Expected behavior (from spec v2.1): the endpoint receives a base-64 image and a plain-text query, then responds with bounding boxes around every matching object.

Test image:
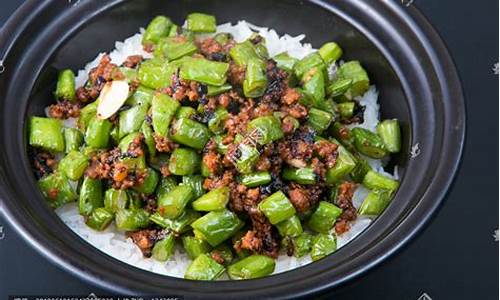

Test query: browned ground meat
[48,101,81,119]
[335,182,358,235]
[238,230,263,252]
[197,37,226,61]
[287,183,323,213]
[248,208,280,258]
[127,229,166,257]
[32,150,58,179]
[122,55,143,68]
[203,170,235,190]
[210,251,226,265]
[153,134,177,153]
[163,73,201,102]
[203,150,222,175]
[281,103,308,119]
[227,62,246,86]
[282,87,301,105]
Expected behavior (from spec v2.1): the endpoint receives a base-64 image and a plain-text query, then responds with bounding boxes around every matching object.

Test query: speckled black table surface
[0,1,498,299]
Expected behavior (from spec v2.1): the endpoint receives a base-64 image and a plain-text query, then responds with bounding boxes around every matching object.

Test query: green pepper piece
[55,69,76,102]
[258,191,296,225]
[104,188,129,213]
[151,93,180,136]
[227,255,276,280]
[152,234,176,261]
[307,108,333,134]
[246,116,283,145]
[294,52,326,80]
[207,84,232,96]
[192,186,230,211]
[133,168,159,195]
[376,119,401,153]
[191,209,244,247]
[29,117,65,153]
[168,148,201,175]
[282,167,317,185]
[363,170,399,192]
[325,146,357,184]
[184,254,225,280]
[179,57,229,87]
[63,128,83,153]
[308,201,343,233]
[38,172,77,208]
[240,171,272,187]
[170,118,210,150]
[115,209,150,231]
[158,185,194,219]
[358,189,392,216]
[243,58,267,98]
[318,42,343,65]
[229,40,261,66]
[186,13,217,33]
[273,52,298,73]
[351,127,388,158]
[276,215,303,238]
[85,208,114,231]
[85,117,112,149]
[142,16,172,46]
[155,36,198,61]
[118,105,148,139]
[78,177,103,216]
[181,175,206,199]
[336,61,370,99]
[310,233,337,261]
[182,235,212,259]
[150,209,200,234]
[138,58,171,89]
[77,101,98,131]
[58,150,88,181]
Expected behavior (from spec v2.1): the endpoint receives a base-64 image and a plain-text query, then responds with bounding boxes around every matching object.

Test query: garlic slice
[96,80,130,120]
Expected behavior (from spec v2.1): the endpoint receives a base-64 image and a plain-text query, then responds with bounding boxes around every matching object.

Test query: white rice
[56,20,397,279]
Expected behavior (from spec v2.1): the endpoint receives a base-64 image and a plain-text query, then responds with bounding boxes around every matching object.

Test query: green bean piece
[151,93,180,136]
[329,123,356,152]
[192,186,230,211]
[337,102,356,119]
[273,52,298,73]
[38,172,77,208]
[140,121,156,157]
[191,209,244,247]
[77,101,98,131]
[213,135,230,155]
[78,177,103,216]
[176,106,197,119]
[86,208,114,231]
[351,127,388,158]
[109,125,119,145]
[182,235,212,259]
[207,84,232,96]
[133,168,159,195]
[310,233,337,261]
[138,58,171,89]
[117,134,147,171]
[156,176,178,198]
[327,78,353,98]
[152,234,176,261]
[184,254,225,281]
[155,36,198,61]
[233,143,260,174]
[181,175,206,199]
[29,117,65,153]
[115,208,150,231]
[294,52,326,80]
[168,24,179,37]
[58,150,89,181]
[363,170,399,192]
[85,117,112,149]
[282,167,317,185]
[158,185,194,219]
[308,201,342,233]
[142,16,172,46]
[118,105,148,139]
[293,232,314,257]
[358,189,392,216]
[170,118,210,150]
[208,107,229,134]
[302,67,326,107]
[55,69,76,102]
[253,40,269,60]
[325,146,357,184]
[376,119,401,153]
[307,108,333,134]
[179,58,229,86]
[126,85,155,106]
[168,148,201,175]
[126,190,143,210]
[243,59,268,98]
[258,191,296,225]
[336,61,370,99]
[350,157,372,183]
[276,215,303,238]
[213,32,232,46]
[119,67,138,84]
[104,188,129,213]
[227,255,276,280]
[318,42,342,65]
[229,40,261,66]
[247,115,283,145]
[186,13,216,33]
[210,244,234,265]
[150,209,200,234]
[63,128,83,153]
[241,171,272,187]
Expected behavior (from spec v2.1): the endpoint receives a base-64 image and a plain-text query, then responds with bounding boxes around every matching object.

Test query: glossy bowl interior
[0,0,464,298]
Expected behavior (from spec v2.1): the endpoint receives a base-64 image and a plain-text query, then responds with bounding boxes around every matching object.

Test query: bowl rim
[0,0,466,298]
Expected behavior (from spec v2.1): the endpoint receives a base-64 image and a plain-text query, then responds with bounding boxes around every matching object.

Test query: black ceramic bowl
[0,0,465,298]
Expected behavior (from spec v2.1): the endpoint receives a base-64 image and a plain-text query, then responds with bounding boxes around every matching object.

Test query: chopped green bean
[282,167,317,185]
[170,118,210,150]
[118,105,148,139]
[151,93,179,136]
[104,188,129,213]
[318,42,343,65]
[64,128,83,153]
[155,36,198,61]
[186,13,216,33]
[55,69,76,102]
[180,57,229,86]
[276,215,303,237]
[150,209,200,234]
[142,16,172,46]
[240,171,272,187]
[358,189,392,216]
[58,150,89,181]
[168,148,201,175]
[38,172,77,208]
[307,201,342,233]
[336,61,370,99]
[182,235,212,259]
[86,208,114,231]
[352,127,388,158]
[115,208,150,231]
[307,107,333,133]
[29,117,65,153]
[78,177,103,216]
[247,115,284,145]
[152,234,175,261]
[192,186,230,211]
[310,233,337,261]
[184,254,225,280]
[85,117,112,149]
[376,119,401,153]
[158,185,194,219]
[362,170,399,192]
[227,255,275,280]
[258,191,296,225]
[243,58,267,98]
[325,146,357,184]
[181,175,206,199]
[191,209,243,246]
